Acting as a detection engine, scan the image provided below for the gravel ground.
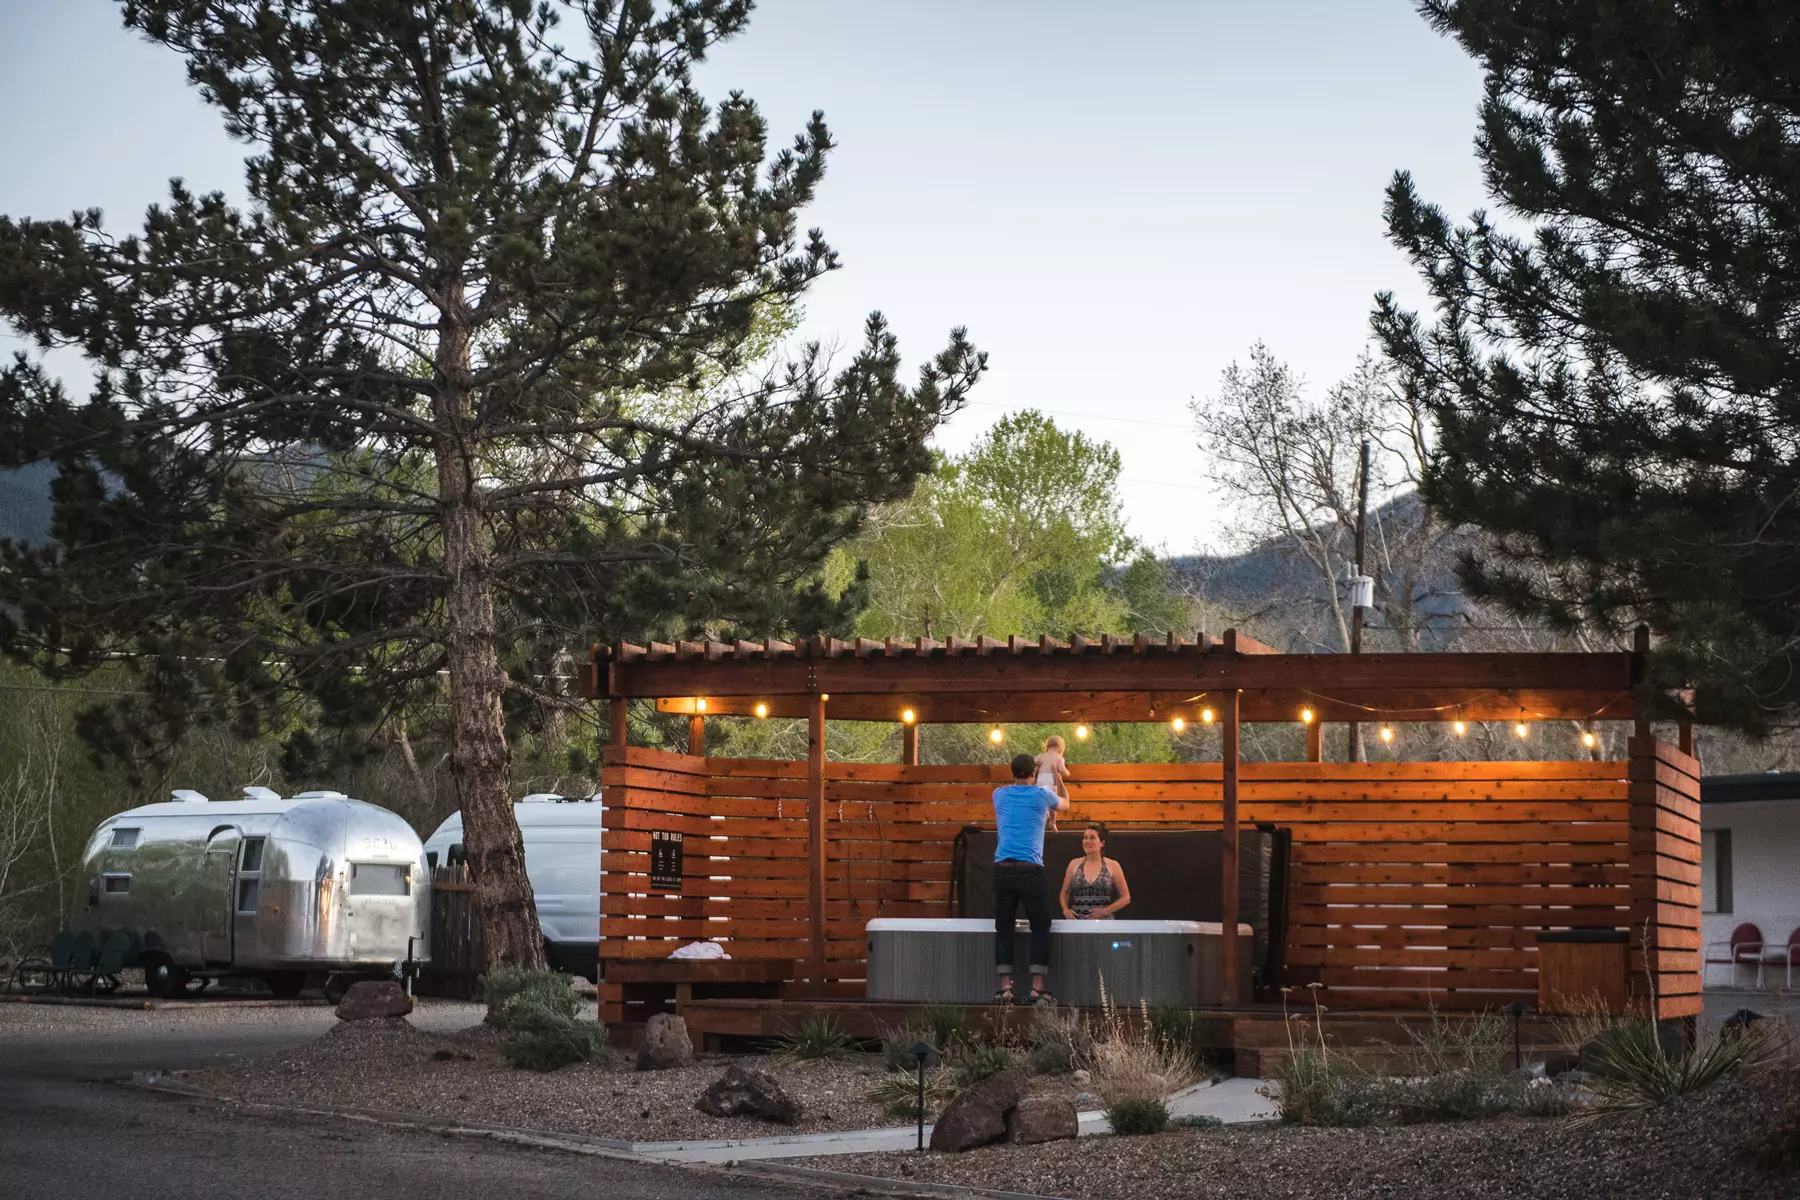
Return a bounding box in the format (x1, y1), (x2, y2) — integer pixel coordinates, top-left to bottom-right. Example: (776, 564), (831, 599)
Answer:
(184, 1016), (914, 1140)
(830, 1068), (1800, 1200)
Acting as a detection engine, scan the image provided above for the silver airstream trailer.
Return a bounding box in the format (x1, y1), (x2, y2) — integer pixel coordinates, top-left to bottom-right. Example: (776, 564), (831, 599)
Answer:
(78, 788), (429, 996)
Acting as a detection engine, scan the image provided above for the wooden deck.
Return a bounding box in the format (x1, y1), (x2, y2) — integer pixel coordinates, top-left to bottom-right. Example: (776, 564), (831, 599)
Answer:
(669, 996), (1579, 1077)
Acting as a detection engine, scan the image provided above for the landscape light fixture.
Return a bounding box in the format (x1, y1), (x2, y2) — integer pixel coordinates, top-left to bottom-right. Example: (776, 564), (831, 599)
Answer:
(754, 702), (769, 719)
(1171, 716), (1186, 733)
(901, 708), (916, 724)
(1074, 724), (1090, 740)
(989, 728), (1005, 744)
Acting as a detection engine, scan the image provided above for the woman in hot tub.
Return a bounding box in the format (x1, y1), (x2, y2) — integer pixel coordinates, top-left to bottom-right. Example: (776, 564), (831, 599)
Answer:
(1059, 822), (1132, 919)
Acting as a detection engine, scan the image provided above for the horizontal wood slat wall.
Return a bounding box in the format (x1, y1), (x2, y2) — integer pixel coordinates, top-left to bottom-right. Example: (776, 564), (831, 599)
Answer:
(599, 742), (1700, 1016)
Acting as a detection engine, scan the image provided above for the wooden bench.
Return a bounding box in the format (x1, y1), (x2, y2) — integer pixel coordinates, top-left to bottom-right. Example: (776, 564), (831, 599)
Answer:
(599, 958), (798, 1027)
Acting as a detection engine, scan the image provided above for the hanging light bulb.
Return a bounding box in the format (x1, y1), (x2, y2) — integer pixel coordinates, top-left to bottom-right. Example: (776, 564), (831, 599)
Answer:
(989, 728), (1005, 744)
(1582, 729), (1596, 748)
(1301, 707), (1314, 724)
(1201, 707), (1215, 724)
(901, 708), (916, 725)
(1074, 724), (1090, 740)
(1453, 720), (1466, 736)
(1171, 716), (1186, 733)
(1514, 721), (1529, 739)
(754, 702), (769, 719)
(1379, 725), (1394, 743)
(695, 698), (707, 713)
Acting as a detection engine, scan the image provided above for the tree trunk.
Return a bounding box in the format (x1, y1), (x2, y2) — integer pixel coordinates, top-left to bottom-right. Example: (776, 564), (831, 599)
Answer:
(435, 301), (546, 973)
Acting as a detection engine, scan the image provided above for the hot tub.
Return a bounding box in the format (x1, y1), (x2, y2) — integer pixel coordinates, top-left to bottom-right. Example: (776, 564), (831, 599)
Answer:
(865, 918), (1252, 1006)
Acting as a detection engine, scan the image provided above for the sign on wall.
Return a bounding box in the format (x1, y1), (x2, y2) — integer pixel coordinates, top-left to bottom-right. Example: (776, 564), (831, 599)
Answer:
(650, 830), (684, 892)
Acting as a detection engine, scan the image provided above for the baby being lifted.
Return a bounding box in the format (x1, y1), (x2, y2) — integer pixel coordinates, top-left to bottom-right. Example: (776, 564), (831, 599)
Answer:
(1035, 735), (1070, 832)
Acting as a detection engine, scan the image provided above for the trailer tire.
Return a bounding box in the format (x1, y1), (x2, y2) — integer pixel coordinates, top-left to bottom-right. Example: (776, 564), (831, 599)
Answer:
(322, 973), (349, 1005)
(264, 971), (305, 998)
(144, 959), (189, 999)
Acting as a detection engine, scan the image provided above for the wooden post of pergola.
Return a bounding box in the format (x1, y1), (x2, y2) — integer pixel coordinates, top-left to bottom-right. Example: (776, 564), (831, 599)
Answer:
(688, 713), (706, 757)
(1221, 690), (1241, 1002)
(806, 690), (827, 997)
(901, 721), (919, 765)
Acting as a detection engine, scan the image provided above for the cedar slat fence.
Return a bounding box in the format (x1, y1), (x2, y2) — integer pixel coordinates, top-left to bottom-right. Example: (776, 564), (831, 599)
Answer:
(420, 862), (484, 999)
(598, 738), (1701, 1022)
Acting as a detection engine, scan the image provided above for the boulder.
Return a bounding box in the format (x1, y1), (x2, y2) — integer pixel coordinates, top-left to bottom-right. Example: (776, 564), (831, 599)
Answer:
(696, 1065), (801, 1125)
(335, 980), (413, 1021)
(637, 1013), (693, 1071)
(929, 1069), (1029, 1153)
(1005, 1091), (1079, 1145)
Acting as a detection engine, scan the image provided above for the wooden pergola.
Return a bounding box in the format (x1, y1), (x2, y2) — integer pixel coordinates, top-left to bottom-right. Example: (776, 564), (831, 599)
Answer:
(584, 629), (1702, 1022)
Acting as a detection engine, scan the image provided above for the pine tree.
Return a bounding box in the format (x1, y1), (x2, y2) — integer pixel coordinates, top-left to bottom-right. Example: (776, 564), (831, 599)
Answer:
(1374, 0), (1800, 729)
(0, 1), (983, 968)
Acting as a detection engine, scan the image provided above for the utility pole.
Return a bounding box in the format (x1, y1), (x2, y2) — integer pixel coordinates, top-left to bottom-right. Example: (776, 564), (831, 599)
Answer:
(1346, 439), (1371, 763)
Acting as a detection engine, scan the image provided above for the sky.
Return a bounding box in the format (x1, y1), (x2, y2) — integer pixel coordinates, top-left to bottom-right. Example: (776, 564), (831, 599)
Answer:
(0, 0), (1489, 555)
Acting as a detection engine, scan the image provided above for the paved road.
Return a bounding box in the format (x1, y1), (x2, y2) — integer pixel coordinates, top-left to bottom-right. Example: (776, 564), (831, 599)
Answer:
(0, 1000), (818, 1200)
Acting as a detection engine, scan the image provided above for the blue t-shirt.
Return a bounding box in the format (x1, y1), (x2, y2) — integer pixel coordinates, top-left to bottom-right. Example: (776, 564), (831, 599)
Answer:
(993, 783), (1057, 865)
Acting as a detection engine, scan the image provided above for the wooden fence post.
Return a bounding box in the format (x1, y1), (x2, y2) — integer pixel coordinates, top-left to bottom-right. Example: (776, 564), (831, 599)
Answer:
(1627, 733), (1704, 1019)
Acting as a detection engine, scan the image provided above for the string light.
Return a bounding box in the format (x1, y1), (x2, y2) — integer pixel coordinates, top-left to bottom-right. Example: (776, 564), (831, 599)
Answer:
(1453, 720), (1466, 736)
(1201, 708), (1215, 724)
(754, 702), (769, 719)
(821, 693), (829, 702)
(901, 708), (916, 725)
(1171, 716), (1186, 733)
(989, 728), (1005, 744)
(1379, 725), (1394, 743)
(695, 698), (707, 713)
(1074, 724), (1090, 740)
(1300, 707), (1314, 724)
(1582, 729), (1596, 748)
(1514, 721), (1529, 739)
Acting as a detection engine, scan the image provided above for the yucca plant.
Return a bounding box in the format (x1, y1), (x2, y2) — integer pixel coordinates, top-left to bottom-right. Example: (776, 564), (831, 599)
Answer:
(774, 1014), (853, 1062)
(867, 1065), (954, 1119)
(1576, 1019), (1775, 1122)
(950, 1041), (1020, 1089)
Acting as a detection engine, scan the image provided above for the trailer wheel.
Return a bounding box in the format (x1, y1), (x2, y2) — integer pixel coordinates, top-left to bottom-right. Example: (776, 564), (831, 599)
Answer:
(322, 973), (349, 1004)
(264, 971), (305, 998)
(144, 959), (189, 999)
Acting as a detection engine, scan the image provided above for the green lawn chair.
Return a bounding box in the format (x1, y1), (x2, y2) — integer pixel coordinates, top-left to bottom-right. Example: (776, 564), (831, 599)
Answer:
(8, 930), (76, 991)
(91, 931), (131, 993)
(63, 930), (98, 992)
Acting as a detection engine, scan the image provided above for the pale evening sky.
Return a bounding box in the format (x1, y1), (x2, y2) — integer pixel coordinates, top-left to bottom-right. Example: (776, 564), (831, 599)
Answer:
(0, 1), (1487, 554)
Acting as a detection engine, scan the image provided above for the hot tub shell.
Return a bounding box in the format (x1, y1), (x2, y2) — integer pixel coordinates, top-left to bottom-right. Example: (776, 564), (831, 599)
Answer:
(865, 918), (1252, 1007)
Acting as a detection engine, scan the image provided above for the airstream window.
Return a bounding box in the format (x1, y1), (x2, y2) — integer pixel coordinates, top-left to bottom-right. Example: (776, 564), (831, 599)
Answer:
(350, 863), (410, 896)
(103, 874), (131, 893)
(109, 828), (140, 850)
(240, 837), (266, 873)
(237, 878), (261, 913)
(236, 836), (266, 913)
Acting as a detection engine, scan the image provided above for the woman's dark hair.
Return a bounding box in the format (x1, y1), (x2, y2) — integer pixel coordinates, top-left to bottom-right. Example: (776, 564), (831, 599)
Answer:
(1083, 822), (1109, 845)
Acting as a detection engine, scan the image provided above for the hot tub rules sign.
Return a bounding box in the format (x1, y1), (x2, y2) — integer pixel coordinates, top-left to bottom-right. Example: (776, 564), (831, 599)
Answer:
(650, 830), (684, 892)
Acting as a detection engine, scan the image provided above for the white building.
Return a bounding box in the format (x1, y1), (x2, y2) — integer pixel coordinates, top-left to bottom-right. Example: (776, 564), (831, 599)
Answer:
(1701, 772), (1800, 988)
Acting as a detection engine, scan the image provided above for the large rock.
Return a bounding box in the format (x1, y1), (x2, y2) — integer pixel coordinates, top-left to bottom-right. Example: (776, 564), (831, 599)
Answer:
(695, 1065), (801, 1125)
(637, 1013), (692, 1071)
(1005, 1091), (1079, 1145)
(335, 980), (413, 1021)
(929, 1069), (1029, 1153)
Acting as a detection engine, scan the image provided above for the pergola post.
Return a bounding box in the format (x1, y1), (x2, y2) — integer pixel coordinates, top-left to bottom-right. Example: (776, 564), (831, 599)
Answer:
(901, 721), (919, 765)
(1220, 689), (1241, 1005)
(806, 692), (827, 997)
(1305, 719), (1323, 762)
(688, 714), (706, 757)
(608, 696), (628, 749)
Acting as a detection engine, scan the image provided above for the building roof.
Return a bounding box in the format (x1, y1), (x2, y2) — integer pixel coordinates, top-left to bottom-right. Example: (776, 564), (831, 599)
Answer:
(1701, 772), (1800, 804)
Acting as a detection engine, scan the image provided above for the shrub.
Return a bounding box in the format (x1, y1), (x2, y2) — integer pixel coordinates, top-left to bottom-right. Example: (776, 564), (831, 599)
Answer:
(481, 968), (577, 1027)
(867, 1065), (954, 1119)
(920, 1002), (973, 1051)
(1149, 1002), (1226, 1072)
(1026, 1004), (1092, 1075)
(497, 992), (604, 1071)
(1172, 1113), (1223, 1130)
(1107, 1097), (1171, 1136)
(950, 1041), (1020, 1090)
(1271, 1042), (1383, 1127)
(1088, 983), (1196, 1107)
(879, 1020), (933, 1072)
(774, 1014), (852, 1062)
(1578, 1018), (1776, 1121)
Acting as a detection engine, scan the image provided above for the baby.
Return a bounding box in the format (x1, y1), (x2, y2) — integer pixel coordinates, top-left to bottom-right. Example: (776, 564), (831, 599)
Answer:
(1035, 735), (1070, 831)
